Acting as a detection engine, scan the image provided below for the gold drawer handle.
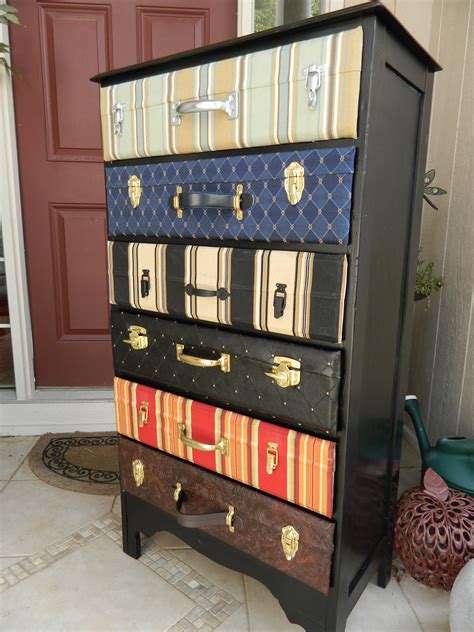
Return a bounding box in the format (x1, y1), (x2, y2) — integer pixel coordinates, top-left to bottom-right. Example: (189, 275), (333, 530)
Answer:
(176, 344), (230, 373)
(264, 356), (301, 388)
(123, 325), (148, 350)
(177, 422), (229, 456)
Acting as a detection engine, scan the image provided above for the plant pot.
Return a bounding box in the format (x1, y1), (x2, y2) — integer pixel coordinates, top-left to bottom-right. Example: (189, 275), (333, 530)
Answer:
(415, 292), (428, 302)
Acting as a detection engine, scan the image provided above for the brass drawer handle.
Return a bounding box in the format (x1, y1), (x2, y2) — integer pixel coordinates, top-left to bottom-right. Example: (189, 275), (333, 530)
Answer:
(123, 325), (148, 350)
(264, 356), (301, 388)
(177, 422), (229, 456)
(176, 344), (230, 373)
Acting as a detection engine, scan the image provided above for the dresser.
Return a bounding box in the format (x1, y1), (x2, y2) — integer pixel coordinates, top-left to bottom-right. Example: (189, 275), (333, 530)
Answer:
(92, 3), (440, 630)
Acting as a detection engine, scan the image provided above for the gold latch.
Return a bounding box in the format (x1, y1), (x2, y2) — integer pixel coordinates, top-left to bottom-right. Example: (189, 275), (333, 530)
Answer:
(173, 185), (183, 218)
(174, 482), (182, 503)
(138, 401), (149, 428)
(132, 459), (144, 487)
(266, 442), (279, 475)
(128, 175), (143, 208)
(281, 525), (299, 561)
(264, 356), (301, 389)
(123, 325), (148, 350)
(284, 162), (304, 205)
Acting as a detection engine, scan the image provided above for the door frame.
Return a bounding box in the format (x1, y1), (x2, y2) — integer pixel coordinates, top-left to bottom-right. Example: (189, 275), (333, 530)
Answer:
(0, 21), (115, 435)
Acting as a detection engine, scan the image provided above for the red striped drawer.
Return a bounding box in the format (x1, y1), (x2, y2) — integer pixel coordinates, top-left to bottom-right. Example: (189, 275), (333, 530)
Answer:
(114, 377), (336, 518)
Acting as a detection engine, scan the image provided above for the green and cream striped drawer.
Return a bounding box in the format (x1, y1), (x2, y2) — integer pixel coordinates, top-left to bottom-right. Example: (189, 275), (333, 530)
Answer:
(101, 27), (363, 161)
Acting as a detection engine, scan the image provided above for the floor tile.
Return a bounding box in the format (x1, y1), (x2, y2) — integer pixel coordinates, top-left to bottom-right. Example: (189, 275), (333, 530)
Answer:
(0, 481), (7, 493)
(146, 530), (191, 550)
(0, 436), (37, 480)
(112, 493), (121, 515)
(0, 480), (111, 555)
(215, 604), (249, 631)
(10, 455), (39, 481)
(399, 575), (450, 631)
(0, 535), (193, 631)
(244, 575), (304, 631)
(173, 548), (245, 601)
(346, 577), (423, 632)
(0, 556), (25, 572)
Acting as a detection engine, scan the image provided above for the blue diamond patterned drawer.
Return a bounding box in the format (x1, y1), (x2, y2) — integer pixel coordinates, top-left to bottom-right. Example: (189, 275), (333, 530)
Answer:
(106, 147), (355, 245)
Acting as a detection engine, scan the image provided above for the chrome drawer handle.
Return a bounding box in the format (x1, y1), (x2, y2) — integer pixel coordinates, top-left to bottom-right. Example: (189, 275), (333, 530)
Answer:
(112, 102), (125, 135)
(171, 92), (239, 125)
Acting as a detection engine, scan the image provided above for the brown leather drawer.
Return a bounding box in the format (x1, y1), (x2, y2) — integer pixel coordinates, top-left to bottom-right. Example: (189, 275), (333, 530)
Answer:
(119, 436), (335, 595)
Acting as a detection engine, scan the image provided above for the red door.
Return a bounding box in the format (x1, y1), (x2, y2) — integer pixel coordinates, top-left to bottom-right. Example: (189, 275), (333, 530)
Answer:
(10, 0), (237, 386)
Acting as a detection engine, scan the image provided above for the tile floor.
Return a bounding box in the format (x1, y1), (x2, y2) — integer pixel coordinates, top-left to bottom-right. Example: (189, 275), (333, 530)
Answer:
(0, 433), (451, 632)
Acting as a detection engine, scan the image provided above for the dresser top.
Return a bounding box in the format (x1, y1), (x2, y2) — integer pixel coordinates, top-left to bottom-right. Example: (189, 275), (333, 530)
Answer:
(91, 1), (440, 87)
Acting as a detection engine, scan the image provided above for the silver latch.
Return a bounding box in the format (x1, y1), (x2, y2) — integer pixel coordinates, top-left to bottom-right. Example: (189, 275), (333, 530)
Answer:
(302, 65), (324, 110)
(112, 102), (125, 135)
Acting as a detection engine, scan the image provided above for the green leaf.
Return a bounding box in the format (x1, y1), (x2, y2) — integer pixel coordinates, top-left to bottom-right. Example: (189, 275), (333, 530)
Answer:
(0, 4), (19, 12)
(0, 16), (9, 24)
(0, 43), (10, 53)
(4, 13), (20, 24)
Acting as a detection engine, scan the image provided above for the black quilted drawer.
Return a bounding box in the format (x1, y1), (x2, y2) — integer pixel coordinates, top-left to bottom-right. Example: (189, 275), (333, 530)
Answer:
(111, 308), (341, 434)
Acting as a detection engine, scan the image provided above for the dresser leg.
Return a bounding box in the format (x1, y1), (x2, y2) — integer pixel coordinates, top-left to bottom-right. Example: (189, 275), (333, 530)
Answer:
(121, 491), (142, 559)
(377, 538), (393, 588)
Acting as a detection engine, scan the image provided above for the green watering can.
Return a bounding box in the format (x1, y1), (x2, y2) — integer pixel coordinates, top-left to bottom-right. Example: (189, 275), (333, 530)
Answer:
(405, 395), (474, 496)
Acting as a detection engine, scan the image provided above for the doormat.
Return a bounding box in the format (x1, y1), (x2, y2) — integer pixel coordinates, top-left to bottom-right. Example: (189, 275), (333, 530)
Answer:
(28, 432), (119, 495)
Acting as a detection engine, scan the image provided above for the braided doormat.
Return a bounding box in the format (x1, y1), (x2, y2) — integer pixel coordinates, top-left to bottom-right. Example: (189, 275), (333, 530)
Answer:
(28, 432), (119, 495)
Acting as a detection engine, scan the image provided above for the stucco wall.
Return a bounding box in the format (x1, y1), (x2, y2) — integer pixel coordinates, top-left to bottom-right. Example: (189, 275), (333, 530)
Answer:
(326, 0), (474, 441)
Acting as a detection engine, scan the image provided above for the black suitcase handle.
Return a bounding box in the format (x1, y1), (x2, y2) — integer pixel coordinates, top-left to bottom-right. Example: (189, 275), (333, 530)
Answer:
(185, 284), (230, 300)
(171, 184), (252, 220)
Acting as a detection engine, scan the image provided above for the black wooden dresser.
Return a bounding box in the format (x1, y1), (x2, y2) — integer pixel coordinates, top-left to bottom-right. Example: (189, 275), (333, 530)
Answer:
(92, 3), (440, 630)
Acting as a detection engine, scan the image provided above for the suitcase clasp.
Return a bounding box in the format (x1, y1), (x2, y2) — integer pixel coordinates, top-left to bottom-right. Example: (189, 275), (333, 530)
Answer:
(127, 175), (143, 208)
(138, 401), (149, 428)
(123, 325), (148, 350)
(273, 283), (287, 318)
(284, 162), (305, 205)
(112, 102), (125, 135)
(140, 270), (151, 298)
(281, 525), (299, 561)
(264, 356), (301, 389)
(132, 459), (144, 487)
(266, 442), (279, 475)
(303, 64), (324, 110)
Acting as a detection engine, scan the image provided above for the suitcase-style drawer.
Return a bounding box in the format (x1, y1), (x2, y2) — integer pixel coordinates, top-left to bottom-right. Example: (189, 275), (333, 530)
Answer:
(108, 241), (347, 344)
(100, 27), (362, 161)
(119, 436), (335, 595)
(114, 377), (336, 519)
(111, 310), (341, 434)
(106, 147), (356, 245)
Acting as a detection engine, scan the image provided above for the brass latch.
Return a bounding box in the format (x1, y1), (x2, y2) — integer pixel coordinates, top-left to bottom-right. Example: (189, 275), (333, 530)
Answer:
(173, 185), (183, 218)
(284, 162), (305, 205)
(264, 356), (301, 389)
(128, 175), (143, 208)
(123, 325), (148, 350)
(281, 525), (299, 561)
(132, 459), (144, 487)
(138, 401), (149, 428)
(266, 442), (279, 475)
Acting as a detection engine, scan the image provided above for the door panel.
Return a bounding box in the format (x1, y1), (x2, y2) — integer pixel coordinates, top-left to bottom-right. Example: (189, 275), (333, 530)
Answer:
(10, 0), (237, 386)
(39, 3), (112, 161)
(138, 8), (209, 62)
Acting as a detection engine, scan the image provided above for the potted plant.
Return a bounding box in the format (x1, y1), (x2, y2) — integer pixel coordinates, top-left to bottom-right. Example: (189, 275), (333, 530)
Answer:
(414, 170), (446, 306)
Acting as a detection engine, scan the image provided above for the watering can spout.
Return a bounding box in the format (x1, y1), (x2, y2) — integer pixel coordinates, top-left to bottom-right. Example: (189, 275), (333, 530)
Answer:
(405, 395), (431, 456)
